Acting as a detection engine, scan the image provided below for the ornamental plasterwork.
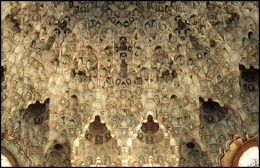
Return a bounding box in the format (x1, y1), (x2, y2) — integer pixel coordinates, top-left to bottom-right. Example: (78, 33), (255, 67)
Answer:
(1, 1), (259, 167)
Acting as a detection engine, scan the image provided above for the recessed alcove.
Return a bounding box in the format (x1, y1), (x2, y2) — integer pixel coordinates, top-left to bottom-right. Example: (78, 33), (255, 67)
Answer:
(89, 116), (108, 135)
(54, 144), (63, 150)
(201, 98), (221, 114)
(186, 142), (195, 149)
(141, 115), (159, 134)
(240, 65), (259, 82)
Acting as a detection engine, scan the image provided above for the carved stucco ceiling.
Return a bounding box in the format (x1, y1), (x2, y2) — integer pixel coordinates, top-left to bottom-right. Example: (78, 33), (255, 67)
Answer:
(1, 1), (259, 167)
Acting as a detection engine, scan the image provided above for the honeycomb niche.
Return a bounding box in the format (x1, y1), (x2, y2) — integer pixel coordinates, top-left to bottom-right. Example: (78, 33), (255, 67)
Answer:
(1, 1), (259, 167)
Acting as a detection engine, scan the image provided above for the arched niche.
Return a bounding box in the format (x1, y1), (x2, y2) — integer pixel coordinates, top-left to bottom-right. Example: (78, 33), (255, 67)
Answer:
(45, 135), (71, 167)
(132, 115), (178, 167)
(73, 115), (116, 167)
(83, 115), (113, 144)
(20, 99), (50, 126)
(178, 126), (212, 167)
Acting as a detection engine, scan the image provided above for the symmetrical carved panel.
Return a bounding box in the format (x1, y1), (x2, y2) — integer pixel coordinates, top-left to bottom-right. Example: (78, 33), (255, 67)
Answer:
(1, 1), (259, 167)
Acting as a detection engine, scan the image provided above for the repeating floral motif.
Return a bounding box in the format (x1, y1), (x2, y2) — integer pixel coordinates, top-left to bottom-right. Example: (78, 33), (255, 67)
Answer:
(1, 1), (259, 167)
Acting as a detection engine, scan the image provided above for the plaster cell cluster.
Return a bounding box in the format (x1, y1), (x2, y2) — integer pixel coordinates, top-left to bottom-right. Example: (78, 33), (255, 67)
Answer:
(1, 1), (259, 167)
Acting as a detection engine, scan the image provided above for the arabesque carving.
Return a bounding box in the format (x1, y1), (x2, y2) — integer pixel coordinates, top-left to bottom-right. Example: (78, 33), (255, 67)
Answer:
(1, 1), (259, 167)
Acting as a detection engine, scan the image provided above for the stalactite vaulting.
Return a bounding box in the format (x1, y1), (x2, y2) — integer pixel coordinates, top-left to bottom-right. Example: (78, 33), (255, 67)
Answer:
(1, 1), (259, 167)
